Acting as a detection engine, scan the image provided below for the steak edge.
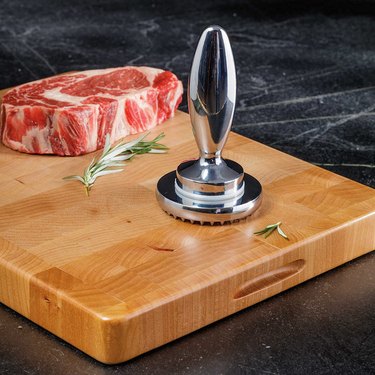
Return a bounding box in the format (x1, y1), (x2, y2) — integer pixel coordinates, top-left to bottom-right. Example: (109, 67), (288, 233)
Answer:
(1, 67), (183, 156)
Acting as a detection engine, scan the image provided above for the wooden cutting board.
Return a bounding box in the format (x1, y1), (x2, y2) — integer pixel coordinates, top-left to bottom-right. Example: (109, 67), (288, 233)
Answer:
(0, 86), (374, 364)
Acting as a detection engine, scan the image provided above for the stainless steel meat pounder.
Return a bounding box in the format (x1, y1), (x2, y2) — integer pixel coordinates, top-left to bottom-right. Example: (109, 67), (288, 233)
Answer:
(156, 25), (262, 224)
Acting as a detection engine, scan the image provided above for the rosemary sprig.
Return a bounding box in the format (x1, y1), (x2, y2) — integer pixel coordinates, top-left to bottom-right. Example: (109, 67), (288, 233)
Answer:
(254, 221), (289, 240)
(63, 132), (167, 196)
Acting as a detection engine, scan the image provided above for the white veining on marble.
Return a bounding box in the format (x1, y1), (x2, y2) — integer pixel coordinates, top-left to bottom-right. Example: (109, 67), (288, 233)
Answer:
(304, 103), (375, 147)
(313, 163), (375, 168)
(0, 41), (39, 79)
(237, 86), (375, 112)
(232, 113), (375, 129)
(138, 19), (160, 38)
(0, 25), (57, 75)
(20, 41), (57, 75)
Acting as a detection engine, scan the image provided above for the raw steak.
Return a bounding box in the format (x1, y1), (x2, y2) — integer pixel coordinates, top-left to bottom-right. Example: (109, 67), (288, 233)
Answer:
(1, 67), (183, 155)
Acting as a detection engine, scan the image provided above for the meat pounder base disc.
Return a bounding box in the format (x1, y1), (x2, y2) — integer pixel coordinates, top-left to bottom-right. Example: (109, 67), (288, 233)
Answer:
(156, 171), (262, 225)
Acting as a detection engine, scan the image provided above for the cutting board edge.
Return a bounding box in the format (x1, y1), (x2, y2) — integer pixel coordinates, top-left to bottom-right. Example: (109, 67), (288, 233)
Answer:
(0, 211), (370, 364)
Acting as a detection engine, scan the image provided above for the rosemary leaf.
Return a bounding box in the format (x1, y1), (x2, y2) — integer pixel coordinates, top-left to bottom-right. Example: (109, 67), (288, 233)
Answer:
(264, 226), (277, 238)
(94, 169), (124, 178)
(253, 228), (270, 235)
(63, 175), (85, 183)
(63, 132), (167, 196)
(254, 222), (289, 240)
(277, 225), (289, 239)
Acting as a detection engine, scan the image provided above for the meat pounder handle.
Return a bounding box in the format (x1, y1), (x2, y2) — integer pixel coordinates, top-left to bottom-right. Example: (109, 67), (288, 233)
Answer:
(188, 25), (236, 161)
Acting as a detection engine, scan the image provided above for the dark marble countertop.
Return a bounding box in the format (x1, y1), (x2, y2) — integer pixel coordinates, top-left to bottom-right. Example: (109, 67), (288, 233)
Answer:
(0, 0), (374, 374)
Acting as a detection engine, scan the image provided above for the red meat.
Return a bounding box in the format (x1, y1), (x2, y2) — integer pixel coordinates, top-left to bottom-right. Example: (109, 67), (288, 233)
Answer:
(1, 67), (183, 155)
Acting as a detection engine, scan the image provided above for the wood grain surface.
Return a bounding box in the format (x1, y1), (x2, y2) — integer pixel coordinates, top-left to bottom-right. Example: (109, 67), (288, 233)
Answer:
(0, 87), (374, 364)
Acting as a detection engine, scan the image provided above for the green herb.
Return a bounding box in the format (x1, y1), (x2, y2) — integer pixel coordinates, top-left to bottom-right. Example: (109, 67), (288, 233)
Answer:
(254, 221), (289, 240)
(63, 132), (167, 196)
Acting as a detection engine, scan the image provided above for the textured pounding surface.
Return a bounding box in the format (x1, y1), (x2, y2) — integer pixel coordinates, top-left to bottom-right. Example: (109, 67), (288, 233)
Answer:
(0, 0), (374, 372)
(1, 67), (182, 155)
(0, 97), (373, 363)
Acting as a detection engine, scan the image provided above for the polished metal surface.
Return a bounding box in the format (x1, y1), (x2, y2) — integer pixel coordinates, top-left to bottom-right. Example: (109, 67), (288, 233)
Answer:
(156, 172), (262, 225)
(178, 25), (240, 197)
(156, 25), (263, 224)
(176, 159), (244, 196)
(188, 25), (236, 161)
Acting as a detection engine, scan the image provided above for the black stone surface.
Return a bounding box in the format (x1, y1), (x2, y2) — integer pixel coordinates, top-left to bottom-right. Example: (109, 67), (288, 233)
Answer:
(0, 0), (374, 374)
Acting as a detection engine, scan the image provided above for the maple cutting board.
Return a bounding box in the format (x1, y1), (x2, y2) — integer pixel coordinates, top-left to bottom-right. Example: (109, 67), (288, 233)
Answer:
(0, 87), (374, 364)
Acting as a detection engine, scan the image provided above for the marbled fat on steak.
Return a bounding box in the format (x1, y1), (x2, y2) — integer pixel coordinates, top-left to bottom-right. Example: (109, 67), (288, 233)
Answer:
(1, 67), (183, 155)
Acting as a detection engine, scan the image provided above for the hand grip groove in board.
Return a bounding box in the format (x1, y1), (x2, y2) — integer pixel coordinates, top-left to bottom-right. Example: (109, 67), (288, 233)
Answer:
(233, 259), (306, 299)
